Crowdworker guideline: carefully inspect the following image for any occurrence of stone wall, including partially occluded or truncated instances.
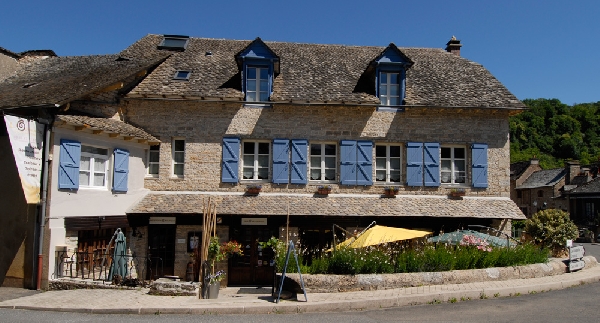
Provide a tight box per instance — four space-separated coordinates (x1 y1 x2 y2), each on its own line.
121 100 511 197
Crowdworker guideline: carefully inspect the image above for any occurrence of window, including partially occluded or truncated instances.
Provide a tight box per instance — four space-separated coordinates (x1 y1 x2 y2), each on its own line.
379 72 400 106
376 144 401 183
173 70 190 80
147 145 159 177
172 139 185 177
246 67 269 102
79 145 109 188
440 146 465 184
310 143 337 181
242 141 270 180
158 35 189 50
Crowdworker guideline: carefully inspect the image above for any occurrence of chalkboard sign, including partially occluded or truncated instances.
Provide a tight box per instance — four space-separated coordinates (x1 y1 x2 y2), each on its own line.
275 241 307 303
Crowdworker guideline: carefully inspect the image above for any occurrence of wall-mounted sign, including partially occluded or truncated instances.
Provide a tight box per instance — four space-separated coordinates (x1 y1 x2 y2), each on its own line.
242 218 267 226
149 216 176 225
4 115 44 204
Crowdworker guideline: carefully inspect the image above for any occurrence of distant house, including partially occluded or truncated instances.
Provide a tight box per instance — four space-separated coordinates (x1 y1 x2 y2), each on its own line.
564 173 600 227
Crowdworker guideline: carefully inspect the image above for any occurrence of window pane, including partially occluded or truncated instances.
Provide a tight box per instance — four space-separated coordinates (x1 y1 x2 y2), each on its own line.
455 148 465 159
441 160 451 171
389 73 399 83
390 84 399 96
324 144 336 156
258 155 269 167
376 158 386 169
389 97 399 105
441 172 451 183
247 68 256 79
174 152 184 163
258 142 269 154
311 144 321 155
455 160 466 172
257 168 268 179
380 85 387 95
243 142 255 154
324 169 335 181
260 80 268 92
380 73 388 83
149 164 159 175
376 170 386 181
456 173 466 183
390 171 401 182
260 68 268 79
149 152 159 163
246 92 256 101
441 147 451 158
247 80 256 91
390 146 401 157
324 157 335 169
310 157 320 167
310 169 321 180
174 140 185 151
243 155 254 167
390 158 400 170
376 145 386 157
259 92 269 101
174 164 184 176
79 172 89 186
94 159 106 171
80 156 91 171
243 168 253 179
93 173 105 186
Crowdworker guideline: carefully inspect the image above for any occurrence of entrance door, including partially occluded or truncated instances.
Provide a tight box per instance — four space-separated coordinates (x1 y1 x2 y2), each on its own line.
228 226 276 286
147 224 176 279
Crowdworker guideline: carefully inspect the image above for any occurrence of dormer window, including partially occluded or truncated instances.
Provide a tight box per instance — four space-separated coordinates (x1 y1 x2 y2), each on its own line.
372 44 413 107
173 70 191 80
158 35 189 51
235 38 279 104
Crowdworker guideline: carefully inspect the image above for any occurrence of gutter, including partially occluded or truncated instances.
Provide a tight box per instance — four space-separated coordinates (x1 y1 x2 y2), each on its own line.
36 115 53 290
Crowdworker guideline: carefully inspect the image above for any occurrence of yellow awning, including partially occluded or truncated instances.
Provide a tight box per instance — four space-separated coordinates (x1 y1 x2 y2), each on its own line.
334 225 432 249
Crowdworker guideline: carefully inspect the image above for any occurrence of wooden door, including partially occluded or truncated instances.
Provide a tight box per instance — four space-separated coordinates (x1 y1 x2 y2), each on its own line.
228 226 276 286
147 224 176 280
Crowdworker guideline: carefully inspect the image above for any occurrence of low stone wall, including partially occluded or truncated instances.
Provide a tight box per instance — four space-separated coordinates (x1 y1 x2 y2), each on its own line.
281 256 598 293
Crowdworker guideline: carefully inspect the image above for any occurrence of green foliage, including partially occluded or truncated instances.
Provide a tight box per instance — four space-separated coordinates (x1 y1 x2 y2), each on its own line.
524 209 578 252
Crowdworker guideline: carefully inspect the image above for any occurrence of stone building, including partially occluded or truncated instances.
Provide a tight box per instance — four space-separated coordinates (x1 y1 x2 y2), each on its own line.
1 35 527 287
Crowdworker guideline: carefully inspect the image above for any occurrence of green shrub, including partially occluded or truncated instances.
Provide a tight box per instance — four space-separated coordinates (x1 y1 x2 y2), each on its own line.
524 209 578 253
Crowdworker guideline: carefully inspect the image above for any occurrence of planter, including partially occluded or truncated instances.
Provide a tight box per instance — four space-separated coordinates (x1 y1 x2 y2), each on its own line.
207 282 220 299
448 189 466 199
317 188 331 196
246 188 261 195
383 190 398 198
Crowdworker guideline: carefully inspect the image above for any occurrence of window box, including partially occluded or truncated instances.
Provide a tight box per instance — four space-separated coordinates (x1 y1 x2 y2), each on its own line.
317 185 332 196
448 188 466 199
383 186 399 197
246 184 262 195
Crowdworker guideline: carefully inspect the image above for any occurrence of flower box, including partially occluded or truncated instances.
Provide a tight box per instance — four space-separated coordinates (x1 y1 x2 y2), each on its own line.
383 186 399 197
246 184 262 195
317 185 332 196
448 188 466 199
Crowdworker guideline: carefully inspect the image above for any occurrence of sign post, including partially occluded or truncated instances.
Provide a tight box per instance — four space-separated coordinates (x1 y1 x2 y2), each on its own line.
568 244 585 272
275 241 307 303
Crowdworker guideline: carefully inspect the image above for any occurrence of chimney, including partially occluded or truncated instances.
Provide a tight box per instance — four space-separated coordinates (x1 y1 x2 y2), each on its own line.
445 36 462 56
565 160 580 185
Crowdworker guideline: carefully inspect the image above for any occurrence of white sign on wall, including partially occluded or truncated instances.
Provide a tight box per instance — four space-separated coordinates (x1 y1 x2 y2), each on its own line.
4 115 44 204
242 218 267 225
149 216 176 225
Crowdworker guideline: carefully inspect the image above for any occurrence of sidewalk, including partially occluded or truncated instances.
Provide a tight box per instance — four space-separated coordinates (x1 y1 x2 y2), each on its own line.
1 266 600 315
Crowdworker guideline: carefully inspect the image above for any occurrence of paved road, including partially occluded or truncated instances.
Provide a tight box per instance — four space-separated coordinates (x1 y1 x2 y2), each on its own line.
1 280 599 322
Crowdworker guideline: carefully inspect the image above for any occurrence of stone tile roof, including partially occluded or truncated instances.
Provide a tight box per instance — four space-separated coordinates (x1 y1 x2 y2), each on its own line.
517 168 565 189
0 54 169 109
121 34 525 109
129 193 525 219
566 177 600 194
510 161 531 181
55 114 159 142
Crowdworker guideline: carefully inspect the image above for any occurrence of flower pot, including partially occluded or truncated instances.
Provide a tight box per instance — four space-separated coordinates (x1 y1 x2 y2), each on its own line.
207 282 220 299
246 188 261 195
383 190 398 197
317 189 331 196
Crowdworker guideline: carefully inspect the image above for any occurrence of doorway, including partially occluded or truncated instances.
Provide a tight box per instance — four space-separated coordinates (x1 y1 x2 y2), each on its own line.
228 226 277 286
147 224 176 279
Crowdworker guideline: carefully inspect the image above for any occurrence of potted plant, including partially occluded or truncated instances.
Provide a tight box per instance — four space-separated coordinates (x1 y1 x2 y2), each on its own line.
206 270 226 299
246 184 262 195
317 185 332 196
449 188 466 198
383 186 399 197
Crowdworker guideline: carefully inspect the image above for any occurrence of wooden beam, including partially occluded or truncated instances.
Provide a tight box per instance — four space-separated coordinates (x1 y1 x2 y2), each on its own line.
92 130 103 135
137 139 148 144
100 82 124 93
108 133 119 138
74 125 87 131
123 136 134 141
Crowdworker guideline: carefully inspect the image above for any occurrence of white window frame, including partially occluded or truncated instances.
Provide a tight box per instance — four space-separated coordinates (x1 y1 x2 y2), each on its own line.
241 140 270 181
440 145 466 185
79 145 109 188
375 144 402 183
172 138 185 178
246 66 269 102
379 72 400 106
309 142 337 182
146 145 160 178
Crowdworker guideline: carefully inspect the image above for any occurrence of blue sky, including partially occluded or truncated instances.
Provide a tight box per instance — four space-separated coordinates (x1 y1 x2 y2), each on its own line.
2 0 599 105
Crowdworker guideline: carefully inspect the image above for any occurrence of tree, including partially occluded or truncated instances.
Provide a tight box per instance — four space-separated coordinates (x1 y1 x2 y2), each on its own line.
524 209 578 255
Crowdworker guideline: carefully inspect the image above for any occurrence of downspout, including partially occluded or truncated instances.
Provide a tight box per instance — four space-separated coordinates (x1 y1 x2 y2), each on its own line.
36 116 52 290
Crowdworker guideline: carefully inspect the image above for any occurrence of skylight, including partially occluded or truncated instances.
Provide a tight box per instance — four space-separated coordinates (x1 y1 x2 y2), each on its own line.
158 35 189 51
173 70 191 80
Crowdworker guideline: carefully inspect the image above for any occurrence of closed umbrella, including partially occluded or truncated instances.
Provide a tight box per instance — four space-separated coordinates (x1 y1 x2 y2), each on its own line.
427 229 515 247
109 228 128 280
335 225 432 249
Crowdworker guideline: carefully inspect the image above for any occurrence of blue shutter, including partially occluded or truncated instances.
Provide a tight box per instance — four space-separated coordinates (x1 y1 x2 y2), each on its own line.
406 142 423 186
221 137 240 183
112 148 129 192
272 139 289 184
340 140 357 185
472 143 488 188
291 139 308 184
356 141 373 185
423 142 440 187
58 139 81 189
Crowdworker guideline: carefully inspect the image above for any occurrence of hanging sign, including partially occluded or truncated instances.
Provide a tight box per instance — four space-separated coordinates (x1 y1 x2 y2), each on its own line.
3 115 44 204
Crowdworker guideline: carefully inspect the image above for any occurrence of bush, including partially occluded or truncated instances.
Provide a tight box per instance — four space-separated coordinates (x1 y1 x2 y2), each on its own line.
524 209 578 254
